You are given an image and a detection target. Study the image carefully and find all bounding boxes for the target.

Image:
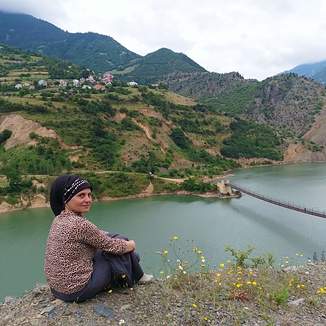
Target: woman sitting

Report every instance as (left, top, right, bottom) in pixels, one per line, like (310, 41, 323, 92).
(44, 174, 153, 302)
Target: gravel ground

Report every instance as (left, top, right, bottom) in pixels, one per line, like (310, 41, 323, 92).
(0, 263, 325, 325)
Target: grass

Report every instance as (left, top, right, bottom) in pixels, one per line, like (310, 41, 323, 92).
(154, 238, 326, 324)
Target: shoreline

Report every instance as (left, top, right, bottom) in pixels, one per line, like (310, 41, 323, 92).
(1, 160, 325, 215)
(0, 189, 238, 215)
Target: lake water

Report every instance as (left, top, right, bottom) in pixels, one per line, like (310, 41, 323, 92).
(1, 163, 326, 301)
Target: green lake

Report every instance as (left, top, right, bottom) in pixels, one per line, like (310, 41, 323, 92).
(1, 163, 326, 301)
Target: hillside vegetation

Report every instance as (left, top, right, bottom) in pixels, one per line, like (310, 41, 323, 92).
(0, 11, 204, 83)
(2, 43, 326, 206)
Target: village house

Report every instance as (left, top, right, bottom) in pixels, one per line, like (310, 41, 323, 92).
(82, 84, 92, 90)
(38, 80, 47, 88)
(102, 72, 113, 85)
(59, 80, 67, 87)
(127, 81, 138, 86)
(86, 75, 96, 84)
(94, 83, 105, 91)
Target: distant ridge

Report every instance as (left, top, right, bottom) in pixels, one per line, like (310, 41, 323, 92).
(0, 11, 140, 72)
(288, 60, 326, 84)
(116, 48, 206, 84)
(0, 11, 206, 83)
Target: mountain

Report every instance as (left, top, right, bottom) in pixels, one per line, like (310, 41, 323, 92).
(288, 60, 326, 84)
(2, 43, 326, 209)
(0, 11, 140, 72)
(114, 48, 206, 84)
(202, 73, 326, 137)
(160, 71, 246, 99)
(0, 11, 205, 83)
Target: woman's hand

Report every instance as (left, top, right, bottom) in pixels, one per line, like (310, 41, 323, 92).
(125, 240, 136, 253)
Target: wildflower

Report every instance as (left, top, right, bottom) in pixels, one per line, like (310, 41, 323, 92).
(316, 287, 326, 294)
(160, 271, 164, 274)
(162, 249, 168, 256)
(203, 316, 209, 321)
(236, 283, 242, 288)
(192, 303, 198, 308)
(118, 320, 126, 325)
(171, 235, 179, 241)
(219, 263, 225, 268)
(108, 289, 113, 294)
(197, 250, 203, 254)
(183, 271, 187, 275)
(178, 265, 184, 271)
(252, 281, 257, 286)
(246, 281, 252, 285)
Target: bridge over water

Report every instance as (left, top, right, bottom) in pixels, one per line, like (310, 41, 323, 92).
(230, 183, 326, 219)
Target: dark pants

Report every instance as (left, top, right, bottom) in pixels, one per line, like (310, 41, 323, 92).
(51, 235, 144, 302)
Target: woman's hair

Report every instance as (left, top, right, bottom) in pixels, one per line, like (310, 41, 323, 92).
(50, 175, 92, 216)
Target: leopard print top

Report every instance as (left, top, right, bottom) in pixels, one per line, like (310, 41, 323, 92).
(44, 210, 128, 294)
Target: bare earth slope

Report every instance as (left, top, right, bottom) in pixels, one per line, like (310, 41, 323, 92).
(284, 104, 326, 162)
(0, 114, 59, 149)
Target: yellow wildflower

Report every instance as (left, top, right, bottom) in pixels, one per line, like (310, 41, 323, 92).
(219, 263, 225, 268)
(171, 235, 179, 241)
(192, 303, 198, 308)
(252, 281, 257, 286)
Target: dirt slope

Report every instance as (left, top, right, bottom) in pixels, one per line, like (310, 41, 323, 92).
(284, 105, 326, 162)
(0, 114, 59, 149)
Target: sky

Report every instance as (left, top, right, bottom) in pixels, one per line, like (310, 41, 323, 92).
(1, 0, 326, 80)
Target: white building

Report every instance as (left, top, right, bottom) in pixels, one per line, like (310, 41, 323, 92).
(127, 81, 138, 86)
(38, 80, 48, 87)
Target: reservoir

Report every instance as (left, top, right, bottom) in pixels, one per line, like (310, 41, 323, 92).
(1, 163, 326, 301)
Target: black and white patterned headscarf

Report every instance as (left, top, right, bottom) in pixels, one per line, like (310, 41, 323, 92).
(50, 174, 92, 216)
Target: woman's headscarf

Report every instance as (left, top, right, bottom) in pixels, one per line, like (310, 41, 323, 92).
(50, 174, 92, 216)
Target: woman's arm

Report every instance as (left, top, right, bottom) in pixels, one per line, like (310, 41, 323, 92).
(80, 219, 134, 254)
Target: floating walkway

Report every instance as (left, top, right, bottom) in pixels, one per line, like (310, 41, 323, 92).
(230, 183, 326, 219)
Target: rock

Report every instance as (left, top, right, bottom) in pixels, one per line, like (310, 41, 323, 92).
(75, 309, 83, 319)
(4, 296, 16, 305)
(93, 303, 114, 319)
(283, 266, 298, 272)
(288, 298, 305, 306)
(120, 304, 131, 312)
(40, 305, 56, 315)
(51, 298, 64, 306)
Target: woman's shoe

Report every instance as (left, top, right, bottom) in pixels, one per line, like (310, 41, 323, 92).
(139, 273, 154, 284)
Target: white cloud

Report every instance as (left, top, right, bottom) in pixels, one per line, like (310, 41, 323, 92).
(1, 0, 326, 80)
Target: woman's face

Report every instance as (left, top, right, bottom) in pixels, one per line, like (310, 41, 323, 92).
(65, 188, 92, 215)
